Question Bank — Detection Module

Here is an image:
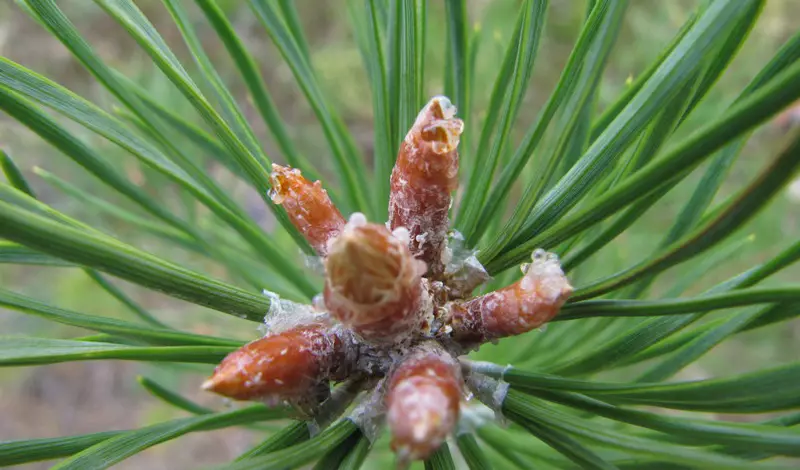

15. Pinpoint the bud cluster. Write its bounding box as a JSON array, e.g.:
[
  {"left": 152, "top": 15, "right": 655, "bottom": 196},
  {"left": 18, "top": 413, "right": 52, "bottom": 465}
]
[{"left": 204, "top": 96, "right": 572, "bottom": 462}]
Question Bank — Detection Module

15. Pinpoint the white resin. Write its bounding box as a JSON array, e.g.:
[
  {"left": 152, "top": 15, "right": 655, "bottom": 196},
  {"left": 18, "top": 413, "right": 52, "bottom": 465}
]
[{"left": 260, "top": 289, "right": 326, "bottom": 336}]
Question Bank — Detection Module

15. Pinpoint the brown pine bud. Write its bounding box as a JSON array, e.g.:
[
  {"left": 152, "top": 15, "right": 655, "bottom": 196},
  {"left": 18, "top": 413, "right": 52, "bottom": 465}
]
[
  {"left": 202, "top": 324, "right": 342, "bottom": 406},
  {"left": 269, "top": 164, "right": 345, "bottom": 256},
  {"left": 447, "top": 250, "right": 572, "bottom": 345},
  {"left": 386, "top": 344, "right": 462, "bottom": 462},
  {"left": 324, "top": 215, "right": 427, "bottom": 343},
  {"left": 389, "top": 96, "right": 464, "bottom": 278}
]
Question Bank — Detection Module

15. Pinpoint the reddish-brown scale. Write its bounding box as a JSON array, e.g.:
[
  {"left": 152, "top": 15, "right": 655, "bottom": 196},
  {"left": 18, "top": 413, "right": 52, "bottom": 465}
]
[
  {"left": 202, "top": 324, "right": 343, "bottom": 403},
  {"left": 269, "top": 164, "right": 345, "bottom": 256},
  {"left": 389, "top": 96, "right": 464, "bottom": 278},
  {"left": 324, "top": 218, "right": 427, "bottom": 343},
  {"left": 447, "top": 251, "right": 573, "bottom": 344},
  {"left": 386, "top": 345, "right": 462, "bottom": 462}
]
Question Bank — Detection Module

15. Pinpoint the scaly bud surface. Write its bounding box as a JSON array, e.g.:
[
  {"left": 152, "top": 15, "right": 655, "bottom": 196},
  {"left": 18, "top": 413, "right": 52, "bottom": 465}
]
[
  {"left": 386, "top": 344, "right": 462, "bottom": 462},
  {"left": 202, "top": 324, "right": 341, "bottom": 405},
  {"left": 389, "top": 96, "right": 464, "bottom": 278},
  {"left": 269, "top": 164, "right": 345, "bottom": 256},
  {"left": 447, "top": 250, "right": 573, "bottom": 344},
  {"left": 324, "top": 215, "right": 427, "bottom": 343}
]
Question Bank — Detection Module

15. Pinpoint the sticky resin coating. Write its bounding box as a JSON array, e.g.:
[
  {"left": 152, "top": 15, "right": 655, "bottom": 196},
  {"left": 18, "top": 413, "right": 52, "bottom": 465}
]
[
  {"left": 324, "top": 214, "right": 428, "bottom": 344},
  {"left": 442, "top": 230, "right": 491, "bottom": 298},
  {"left": 202, "top": 324, "right": 343, "bottom": 406},
  {"left": 269, "top": 164, "right": 345, "bottom": 256},
  {"left": 389, "top": 96, "right": 464, "bottom": 278},
  {"left": 446, "top": 249, "right": 573, "bottom": 345},
  {"left": 386, "top": 344, "right": 462, "bottom": 462}
]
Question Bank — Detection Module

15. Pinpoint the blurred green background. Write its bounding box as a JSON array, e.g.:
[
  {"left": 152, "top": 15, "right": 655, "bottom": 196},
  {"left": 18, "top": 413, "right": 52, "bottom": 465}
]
[{"left": 1, "top": 1, "right": 798, "bottom": 468}]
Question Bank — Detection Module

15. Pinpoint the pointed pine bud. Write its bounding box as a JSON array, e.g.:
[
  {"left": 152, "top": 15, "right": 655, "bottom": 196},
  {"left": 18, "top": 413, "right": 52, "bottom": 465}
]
[
  {"left": 389, "top": 96, "right": 464, "bottom": 278},
  {"left": 202, "top": 324, "right": 344, "bottom": 407},
  {"left": 446, "top": 249, "right": 573, "bottom": 345},
  {"left": 269, "top": 164, "right": 345, "bottom": 256},
  {"left": 324, "top": 214, "right": 427, "bottom": 344},
  {"left": 386, "top": 344, "right": 462, "bottom": 462}
]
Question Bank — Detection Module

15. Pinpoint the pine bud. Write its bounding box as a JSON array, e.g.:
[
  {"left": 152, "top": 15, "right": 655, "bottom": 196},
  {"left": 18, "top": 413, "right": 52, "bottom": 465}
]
[
  {"left": 447, "top": 250, "right": 572, "bottom": 344},
  {"left": 202, "top": 324, "right": 342, "bottom": 406},
  {"left": 386, "top": 344, "right": 462, "bottom": 462},
  {"left": 269, "top": 164, "right": 345, "bottom": 256},
  {"left": 324, "top": 215, "right": 427, "bottom": 343},
  {"left": 389, "top": 96, "right": 464, "bottom": 278}
]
